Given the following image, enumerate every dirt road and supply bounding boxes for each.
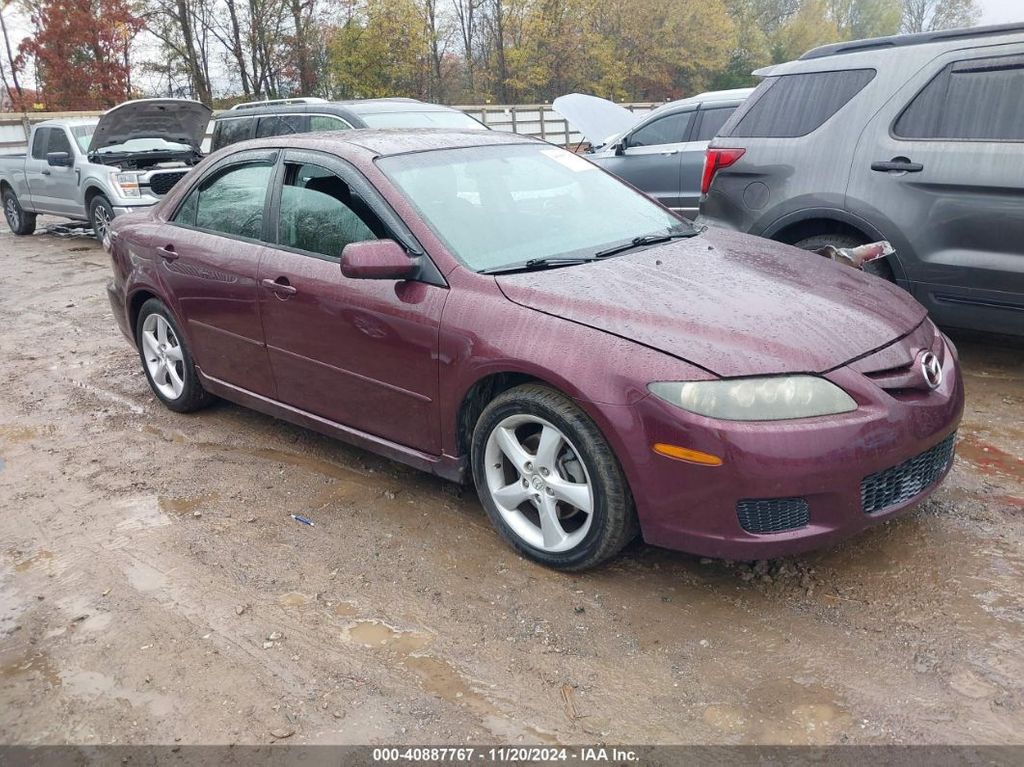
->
[1,224,1022,746]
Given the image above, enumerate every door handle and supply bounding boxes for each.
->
[871,158,923,173]
[157,244,179,261]
[40,169,51,175]
[661,149,680,156]
[261,277,297,296]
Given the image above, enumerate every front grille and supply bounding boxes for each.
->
[861,432,957,515]
[148,172,187,196]
[736,498,810,534]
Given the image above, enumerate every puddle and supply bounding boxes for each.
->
[342,620,552,742]
[333,601,358,618]
[114,497,172,533]
[14,550,54,573]
[159,494,216,517]
[957,434,1023,482]
[1,651,61,688]
[125,561,168,593]
[61,669,176,717]
[0,425,40,444]
[279,592,312,607]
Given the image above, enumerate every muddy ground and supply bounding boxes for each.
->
[0,221,1022,747]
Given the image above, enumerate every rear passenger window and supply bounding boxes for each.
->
[695,107,736,141]
[894,55,1024,141]
[724,69,875,138]
[212,118,253,151]
[310,115,352,132]
[256,115,307,138]
[629,111,693,147]
[174,162,273,239]
[277,163,381,258]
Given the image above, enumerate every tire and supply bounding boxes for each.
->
[135,298,214,413]
[793,233,864,252]
[89,195,114,243]
[471,384,638,571]
[793,233,896,282]
[3,188,37,235]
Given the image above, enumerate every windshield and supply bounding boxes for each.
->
[95,137,193,154]
[70,124,97,152]
[378,144,688,272]
[360,110,486,130]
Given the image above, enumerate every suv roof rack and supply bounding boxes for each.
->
[230,97,329,111]
[800,23,1024,61]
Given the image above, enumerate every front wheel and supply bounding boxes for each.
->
[135,298,214,413]
[89,195,114,243]
[3,189,36,235]
[471,384,638,570]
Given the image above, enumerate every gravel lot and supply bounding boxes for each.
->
[1,223,1022,746]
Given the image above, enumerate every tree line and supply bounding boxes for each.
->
[0,0,981,111]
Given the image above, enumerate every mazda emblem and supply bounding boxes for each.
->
[920,351,942,390]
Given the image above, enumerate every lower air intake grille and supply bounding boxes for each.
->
[861,432,957,515]
[149,172,186,196]
[736,498,810,534]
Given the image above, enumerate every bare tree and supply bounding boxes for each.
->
[902,0,980,33]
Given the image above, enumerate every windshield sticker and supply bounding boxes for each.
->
[540,148,596,173]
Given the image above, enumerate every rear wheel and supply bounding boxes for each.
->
[89,195,114,243]
[3,189,36,235]
[135,298,214,413]
[471,384,638,570]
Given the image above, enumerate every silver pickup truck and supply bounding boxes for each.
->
[0,99,210,240]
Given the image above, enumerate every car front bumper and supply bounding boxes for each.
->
[607,336,964,560]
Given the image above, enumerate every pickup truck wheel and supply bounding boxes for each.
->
[135,298,214,413]
[89,195,114,242]
[3,189,36,235]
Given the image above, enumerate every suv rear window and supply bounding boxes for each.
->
[894,55,1024,141]
[722,69,875,139]
[211,117,253,151]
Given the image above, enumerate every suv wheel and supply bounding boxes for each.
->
[135,298,214,413]
[471,384,638,570]
[3,189,36,235]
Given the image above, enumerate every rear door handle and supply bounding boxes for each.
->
[157,244,179,261]
[871,158,923,173]
[261,277,297,296]
[40,169,51,175]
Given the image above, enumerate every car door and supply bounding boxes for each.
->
[22,128,51,212]
[158,150,278,397]
[603,109,695,210]
[847,45,1024,335]
[36,127,80,217]
[257,150,447,454]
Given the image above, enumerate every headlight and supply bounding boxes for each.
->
[111,172,141,198]
[648,376,857,421]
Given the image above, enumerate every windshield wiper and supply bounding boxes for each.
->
[593,228,698,259]
[479,256,599,275]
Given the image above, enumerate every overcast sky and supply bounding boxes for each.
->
[979,0,1024,24]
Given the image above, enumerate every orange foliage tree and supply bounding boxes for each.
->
[17,0,143,110]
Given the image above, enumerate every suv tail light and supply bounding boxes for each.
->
[701,148,745,196]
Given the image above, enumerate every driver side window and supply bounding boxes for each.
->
[629,111,693,147]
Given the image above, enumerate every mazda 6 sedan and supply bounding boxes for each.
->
[105,129,963,570]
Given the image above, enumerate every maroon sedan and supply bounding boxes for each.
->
[104,129,963,570]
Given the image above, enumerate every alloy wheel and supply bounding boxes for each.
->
[483,414,594,553]
[5,197,19,230]
[141,313,185,400]
[92,202,111,241]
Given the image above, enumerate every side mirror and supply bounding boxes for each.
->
[46,151,71,167]
[341,239,418,281]
[614,140,625,156]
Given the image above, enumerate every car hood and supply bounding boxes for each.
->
[88,99,212,154]
[552,94,639,147]
[494,228,927,378]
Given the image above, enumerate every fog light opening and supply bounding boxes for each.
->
[652,443,722,466]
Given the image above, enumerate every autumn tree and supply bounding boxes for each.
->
[18,0,143,110]
[901,0,980,33]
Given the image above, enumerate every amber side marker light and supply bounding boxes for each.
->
[652,443,723,466]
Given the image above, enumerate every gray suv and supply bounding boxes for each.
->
[699,24,1024,337]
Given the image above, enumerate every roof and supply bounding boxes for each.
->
[800,23,1024,61]
[241,128,535,157]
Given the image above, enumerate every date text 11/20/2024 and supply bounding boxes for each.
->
[372,747,640,762]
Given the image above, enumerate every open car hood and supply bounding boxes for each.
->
[552,94,640,147]
[495,228,927,378]
[88,99,212,154]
